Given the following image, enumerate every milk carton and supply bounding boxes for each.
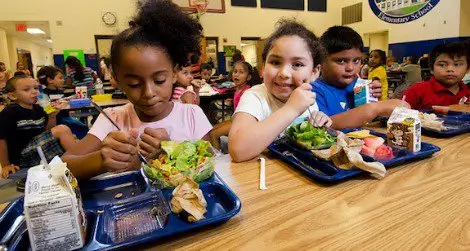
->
[387,107,421,152]
[354,78,378,107]
[24,157,87,251]
[75,86,88,98]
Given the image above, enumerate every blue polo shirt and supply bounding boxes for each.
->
[311,78,357,116]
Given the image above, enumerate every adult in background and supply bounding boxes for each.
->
[99,56,112,81]
[16,61,31,77]
[65,56,97,89]
[391,55,422,98]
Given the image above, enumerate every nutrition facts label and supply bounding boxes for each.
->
[26,197,82,251]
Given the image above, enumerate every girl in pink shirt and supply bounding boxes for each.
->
[61,0,211,179]
[209,61,258,150]
[171,65,199,104]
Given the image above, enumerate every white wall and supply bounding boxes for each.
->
[368,31,389,52]
[0,29,10,69]
[0,0,464,56]
[6,35,53,74]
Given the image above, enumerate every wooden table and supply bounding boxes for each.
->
[2,106,470,250]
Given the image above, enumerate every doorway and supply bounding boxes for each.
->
[204,37,218,73]
[17,49,33,77]
[241,37,263,76]
[366,31,389,55]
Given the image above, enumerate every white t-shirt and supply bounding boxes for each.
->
[234,83,319,123]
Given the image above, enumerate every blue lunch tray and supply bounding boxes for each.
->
[421,118,470,137]
[268,129,440,183]
[0,171,241,250]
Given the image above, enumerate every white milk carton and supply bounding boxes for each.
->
[354,78,378,107]
[75,86,88,98]
[387,107,422,152]
[24,157,87,251]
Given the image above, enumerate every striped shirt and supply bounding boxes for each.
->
[171,86,197,104]
[67,67,95,88]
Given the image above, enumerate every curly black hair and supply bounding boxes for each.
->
[262,19,325,66]
[320,26,364,55]
[110,0,203,74]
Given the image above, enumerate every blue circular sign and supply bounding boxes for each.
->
[369,0,440,24]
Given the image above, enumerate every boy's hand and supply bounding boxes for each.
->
[375,99,410,117]
[309,111,333,127]
[139,128,170,160]
[286,82,316,115]
[101,131,140,172]
[369,80,382,99]
[1,164,19,179]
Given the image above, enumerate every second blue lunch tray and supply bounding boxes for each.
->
[0,171,241,250]
[268,129,441,183]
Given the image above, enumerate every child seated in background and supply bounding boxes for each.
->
[368,49,389,100]
[311,26,407,129]
[404,42,470,110]
[61,0,212,179]
[199,63,214,84]
[37,66,65,98]
[391,56,422,99]
[171,65,199,104]
[0,76,76,178]
[209,61,256,150]
[0,62,10,91]
[229,19,331,162]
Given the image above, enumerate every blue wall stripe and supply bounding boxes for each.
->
[389,36,470,60]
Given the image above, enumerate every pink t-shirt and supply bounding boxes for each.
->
[233,85,250,110]
[171,86,197,104]
[89,102,212,142]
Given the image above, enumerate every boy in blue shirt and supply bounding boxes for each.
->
[312,26,407,128]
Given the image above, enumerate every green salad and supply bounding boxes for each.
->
[285,121,337,150]
[143,140,214,188]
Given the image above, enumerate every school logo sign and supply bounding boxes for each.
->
[369,0,440,24]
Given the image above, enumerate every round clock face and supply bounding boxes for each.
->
[102,12,116,25]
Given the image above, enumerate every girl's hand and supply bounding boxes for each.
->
[285,82,316,115]
[369,80,382,98]
[101,131,140,172]
[1,164,19,179]
[139,128,170,160]
[309,111,333,127]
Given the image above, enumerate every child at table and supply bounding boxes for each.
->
[311,26,407,129]
[61,0,212,179]
[37,66,65,98]
[210,61,256,150]
[368,49,389,100]
[404,42,470,110]
[200,63,214,84]
[229,19,332,162]
[171,65,199,104]
[0,76,77,178]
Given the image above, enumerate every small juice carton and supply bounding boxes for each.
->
[354,78,378,107]
[387,107,422,152]
[24,157,87,251]
[74,86,88,98]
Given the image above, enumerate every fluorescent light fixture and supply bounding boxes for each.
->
[46,39,52,43]
[27,28,45,34]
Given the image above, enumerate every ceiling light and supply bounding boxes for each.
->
[27,28,45,34]
[241,43,247,47]
[46,39,52,43]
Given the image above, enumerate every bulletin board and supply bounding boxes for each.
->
[260,0,304,10]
